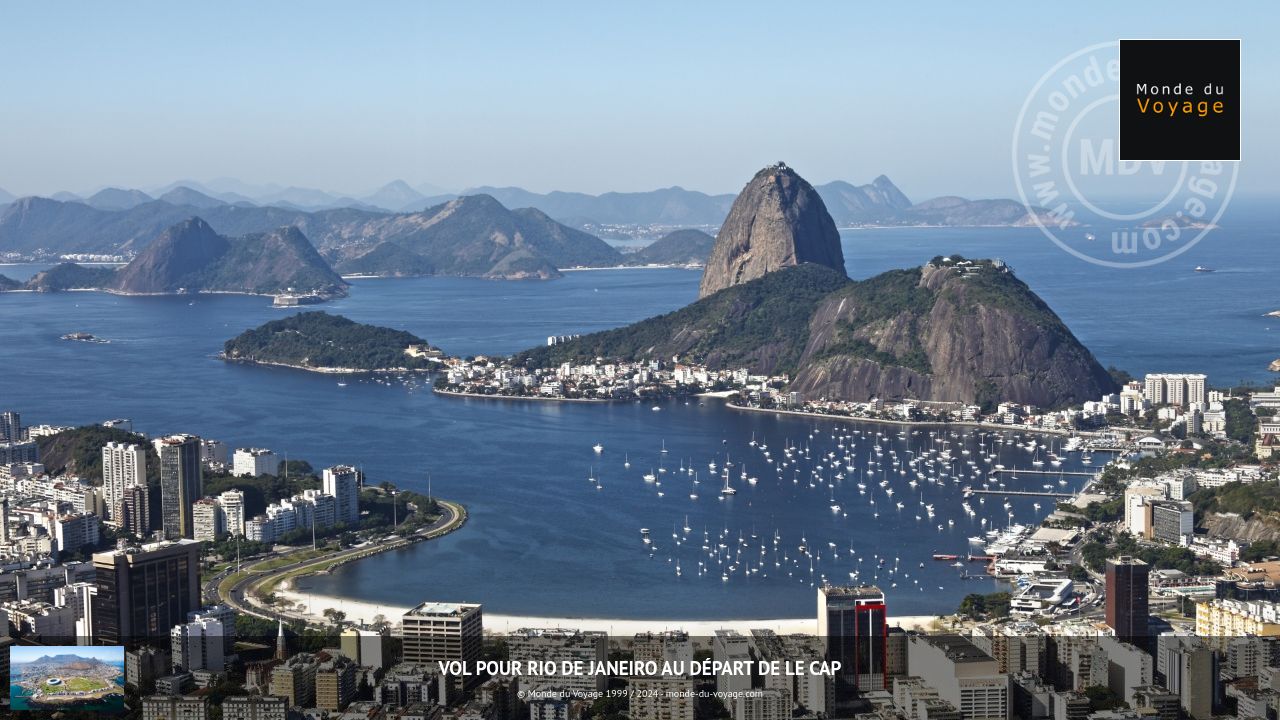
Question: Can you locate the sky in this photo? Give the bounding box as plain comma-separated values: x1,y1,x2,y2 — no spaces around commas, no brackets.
10,645,124,664
1,1,1276,200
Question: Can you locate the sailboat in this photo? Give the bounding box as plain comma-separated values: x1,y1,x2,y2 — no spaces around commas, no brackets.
720,469,737,496
624,454,630,469
593,443,604,454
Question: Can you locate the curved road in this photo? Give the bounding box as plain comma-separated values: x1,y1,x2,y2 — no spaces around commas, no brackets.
212,499,466,623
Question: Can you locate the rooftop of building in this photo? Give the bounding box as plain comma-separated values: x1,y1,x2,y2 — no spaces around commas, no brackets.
914,634,995,664
405,601,482,618
821,584,885,600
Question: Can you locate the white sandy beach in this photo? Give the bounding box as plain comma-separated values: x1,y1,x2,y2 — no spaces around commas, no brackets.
276,587,942,635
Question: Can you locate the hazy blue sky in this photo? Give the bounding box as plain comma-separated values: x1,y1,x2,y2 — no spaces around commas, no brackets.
1,2,1274,199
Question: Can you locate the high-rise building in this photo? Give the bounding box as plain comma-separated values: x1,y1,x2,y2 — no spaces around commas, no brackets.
218,489,246,537
630,675,696,720
157,435,202,539
401,601,482,688
121,485,152,537
818,584,887,697
713,629,755,696
1143,373,1208,408
0,410,21,442
102,441,146,525
323,465,360,526
192,498,223,542
172,616,226,672
91,540,202,643
1106,557,1150,643
727,687,791,720
1151,500,1194,545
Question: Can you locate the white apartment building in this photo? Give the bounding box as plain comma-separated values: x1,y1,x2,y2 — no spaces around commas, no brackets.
1143,373,1207,408
232,448,277,477
218,489,245,537
322,465,360,525
102,441,146,525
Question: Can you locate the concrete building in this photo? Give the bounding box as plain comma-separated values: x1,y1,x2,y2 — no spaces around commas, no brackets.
53,512,101,556
220,695,289,720
172,616,226,672
141,694,209,720
323,465,360,525
91,539,202,644
1151,501,1194,545
233,447,278,477
120,484,151,537
127,645,172,693
1143,373,1207,407
102,441,146,525
192,498,223,542
629,675,695,720
508,627,608,694
269,652,320,708
341,625,393,670
1195,598,1280,648
633,630,693,666
727,687,791,720
906,634,1009,720
316,654,359,711
713,629,755,695
218,489,246,537
401,601,482,669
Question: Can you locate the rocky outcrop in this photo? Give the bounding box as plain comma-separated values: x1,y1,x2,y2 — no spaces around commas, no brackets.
626,229,716,266
1201,512,1280,544
1270,358,1280,372
789,259,1117,408
698,163,845,298
112,218,346,295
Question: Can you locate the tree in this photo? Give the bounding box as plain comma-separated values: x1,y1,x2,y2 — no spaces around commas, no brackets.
322,607,347,627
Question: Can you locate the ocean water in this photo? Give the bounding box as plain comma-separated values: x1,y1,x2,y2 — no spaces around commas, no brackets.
0,203,1276,619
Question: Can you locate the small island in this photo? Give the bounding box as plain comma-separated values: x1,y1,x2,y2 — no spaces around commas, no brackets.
222,311,443,373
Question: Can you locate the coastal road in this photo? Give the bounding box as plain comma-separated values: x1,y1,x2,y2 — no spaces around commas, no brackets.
214,499,467,623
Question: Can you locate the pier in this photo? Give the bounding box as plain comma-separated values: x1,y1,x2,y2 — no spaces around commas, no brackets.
966,488,1075,499
993,468,1098,477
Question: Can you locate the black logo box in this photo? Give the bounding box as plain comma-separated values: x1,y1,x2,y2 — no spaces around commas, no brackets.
1119,39,1240,161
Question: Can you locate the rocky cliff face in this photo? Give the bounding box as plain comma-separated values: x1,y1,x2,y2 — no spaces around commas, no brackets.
789,259,1116,408
698,163,845,298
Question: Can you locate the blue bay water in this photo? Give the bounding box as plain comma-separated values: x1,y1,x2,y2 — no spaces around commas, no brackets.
0,207,1276,619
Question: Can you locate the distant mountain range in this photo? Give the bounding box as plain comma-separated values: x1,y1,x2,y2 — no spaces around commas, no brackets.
0,174,1056,234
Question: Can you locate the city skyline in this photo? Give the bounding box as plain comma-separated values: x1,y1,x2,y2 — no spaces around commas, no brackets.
1,1,1277,199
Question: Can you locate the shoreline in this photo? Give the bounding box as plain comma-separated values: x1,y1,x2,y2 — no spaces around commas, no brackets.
725,401,1094,438
274,588,942,635
432,386,616,403
220,354,436,375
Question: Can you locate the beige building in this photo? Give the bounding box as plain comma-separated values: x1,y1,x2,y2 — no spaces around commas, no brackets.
1195,598,1280,650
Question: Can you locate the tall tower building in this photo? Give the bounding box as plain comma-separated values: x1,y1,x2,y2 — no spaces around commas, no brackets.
276,619,287,660
322,465,360,526
156,434,202,539
102,441,146,525
818,584,887,699
0,410,21,442
1106,557,1150,643
218,489,246,537
91,539,202,644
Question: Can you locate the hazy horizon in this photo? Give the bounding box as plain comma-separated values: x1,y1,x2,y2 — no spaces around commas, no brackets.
2,2,1275,199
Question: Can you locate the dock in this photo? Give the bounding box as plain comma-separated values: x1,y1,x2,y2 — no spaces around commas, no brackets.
993,468,1098,477
966,489,1075,499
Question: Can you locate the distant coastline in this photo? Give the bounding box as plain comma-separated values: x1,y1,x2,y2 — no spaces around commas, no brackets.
432,386,612,403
